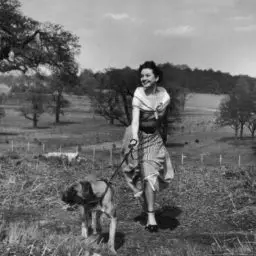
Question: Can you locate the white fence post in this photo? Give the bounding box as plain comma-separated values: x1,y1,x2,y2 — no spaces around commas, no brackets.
200,154,204,164
181,153,186,166
219,154,222,166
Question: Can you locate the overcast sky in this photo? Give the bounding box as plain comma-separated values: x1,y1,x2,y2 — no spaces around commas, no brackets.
20,0,256,77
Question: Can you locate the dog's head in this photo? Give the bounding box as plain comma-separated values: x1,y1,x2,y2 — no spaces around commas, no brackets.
61,181,97,206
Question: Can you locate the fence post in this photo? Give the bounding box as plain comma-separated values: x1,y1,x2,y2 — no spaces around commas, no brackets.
11,140,14,152
27,142,30,152
181,153,186,166
238,155,241,167
200,153,204,164
109,148,113,167
92,146,96,167
219,154,222,166
42,144,45,153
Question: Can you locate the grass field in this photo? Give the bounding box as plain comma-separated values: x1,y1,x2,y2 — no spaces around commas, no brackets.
1,93,256,255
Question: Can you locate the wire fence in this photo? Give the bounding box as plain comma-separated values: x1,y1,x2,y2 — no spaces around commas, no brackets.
1,138,256,170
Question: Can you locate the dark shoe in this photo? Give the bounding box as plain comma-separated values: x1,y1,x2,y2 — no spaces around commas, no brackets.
145,224,158,233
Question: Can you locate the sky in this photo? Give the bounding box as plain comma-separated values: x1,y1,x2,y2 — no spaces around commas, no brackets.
19,0,256,77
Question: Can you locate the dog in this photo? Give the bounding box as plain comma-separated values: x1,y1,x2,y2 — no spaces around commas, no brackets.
61,176,117,254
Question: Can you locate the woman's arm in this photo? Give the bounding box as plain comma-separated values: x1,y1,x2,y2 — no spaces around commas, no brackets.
131,88,141,143
131,106,140,142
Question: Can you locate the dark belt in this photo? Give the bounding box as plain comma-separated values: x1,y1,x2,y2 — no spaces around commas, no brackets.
139,126,157,134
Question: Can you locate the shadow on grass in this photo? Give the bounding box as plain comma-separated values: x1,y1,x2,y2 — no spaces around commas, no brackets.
53,121,81,126
166,142,185,148
0,132,19,136
24,126,51,130
133,205,181,231
217,136,255,144
100,231,125,250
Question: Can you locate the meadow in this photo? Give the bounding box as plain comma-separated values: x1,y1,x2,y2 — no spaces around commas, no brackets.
0,93,256,255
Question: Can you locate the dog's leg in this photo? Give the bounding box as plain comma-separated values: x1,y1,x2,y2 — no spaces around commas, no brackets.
108,209,117,254
91,211,98,235
80,206,90,238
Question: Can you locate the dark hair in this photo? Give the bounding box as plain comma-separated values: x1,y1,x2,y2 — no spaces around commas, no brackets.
138,61,162,83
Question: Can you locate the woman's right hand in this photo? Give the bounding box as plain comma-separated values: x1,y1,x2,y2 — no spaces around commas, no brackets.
129,138,138,149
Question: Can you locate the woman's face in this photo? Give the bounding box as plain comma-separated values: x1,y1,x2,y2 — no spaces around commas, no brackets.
140,68,159,89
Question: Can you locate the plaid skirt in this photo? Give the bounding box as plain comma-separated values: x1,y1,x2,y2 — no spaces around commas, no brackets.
122,126,174,191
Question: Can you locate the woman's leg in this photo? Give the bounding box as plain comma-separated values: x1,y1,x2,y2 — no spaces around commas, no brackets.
144,180,157,226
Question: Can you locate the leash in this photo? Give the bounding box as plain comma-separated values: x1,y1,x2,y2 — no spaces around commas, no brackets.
98,139,138,204
108,139,138,183
83,139,138,207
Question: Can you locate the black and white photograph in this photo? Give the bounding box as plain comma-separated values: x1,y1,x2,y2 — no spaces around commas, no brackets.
1,0,256,255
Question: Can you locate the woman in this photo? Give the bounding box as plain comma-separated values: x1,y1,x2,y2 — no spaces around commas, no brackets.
122,61,174,233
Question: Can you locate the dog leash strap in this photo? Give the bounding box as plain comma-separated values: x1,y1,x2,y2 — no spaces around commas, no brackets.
108,147,133,183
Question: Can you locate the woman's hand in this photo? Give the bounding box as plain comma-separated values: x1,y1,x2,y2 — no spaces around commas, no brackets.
129,138,138,149
156,103,164,112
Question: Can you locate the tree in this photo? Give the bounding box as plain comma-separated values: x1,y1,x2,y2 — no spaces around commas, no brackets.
19,76,49,128
90,67,138,126
47,66,78,123
215,94,240,138
0,94,5,119
0,0,80,74
246,114,256,138
77,69,99,95
216,76,256,138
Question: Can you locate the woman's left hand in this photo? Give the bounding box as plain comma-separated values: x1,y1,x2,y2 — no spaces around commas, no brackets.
156,103,164,112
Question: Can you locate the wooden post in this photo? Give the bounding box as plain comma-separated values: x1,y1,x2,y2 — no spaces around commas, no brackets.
200,154,204,164
181,153,186,166
219,154,222,166
42,144,45,153
238,155,241,167
92,146,96,167
109,148,113,167
27,142,30,152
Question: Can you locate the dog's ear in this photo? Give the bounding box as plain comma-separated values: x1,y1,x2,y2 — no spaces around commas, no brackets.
78,181,95,201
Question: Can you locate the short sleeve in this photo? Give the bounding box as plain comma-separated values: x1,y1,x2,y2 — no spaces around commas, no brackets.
161,88,171,107
132,88,141,108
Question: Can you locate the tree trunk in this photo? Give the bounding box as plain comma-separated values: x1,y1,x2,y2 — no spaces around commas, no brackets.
109,118,114,125
55,93,61,123
235,125,239,138
240,124,244,138
252,128,255,138
33,114,38,128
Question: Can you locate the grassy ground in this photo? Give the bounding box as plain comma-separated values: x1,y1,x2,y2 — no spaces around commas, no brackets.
0,94,256,255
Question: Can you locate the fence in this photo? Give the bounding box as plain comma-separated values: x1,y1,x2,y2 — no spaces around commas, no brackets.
1,138,255,170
